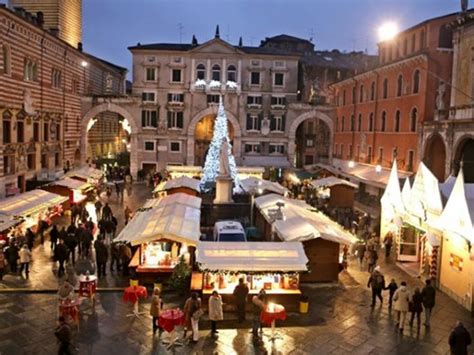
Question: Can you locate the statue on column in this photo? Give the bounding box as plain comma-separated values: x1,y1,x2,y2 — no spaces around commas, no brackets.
219,139,231,177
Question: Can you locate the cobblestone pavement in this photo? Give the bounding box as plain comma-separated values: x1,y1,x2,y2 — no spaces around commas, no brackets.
0,184,472,354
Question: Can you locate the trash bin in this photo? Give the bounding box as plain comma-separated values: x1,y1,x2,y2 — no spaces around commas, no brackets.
299,295,309,314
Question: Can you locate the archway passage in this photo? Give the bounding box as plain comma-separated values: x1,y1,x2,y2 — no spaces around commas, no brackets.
194,114,234,166
454,138,474,183
423,133,446,182
294,118,331,168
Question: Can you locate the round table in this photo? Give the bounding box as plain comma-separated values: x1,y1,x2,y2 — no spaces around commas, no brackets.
123,285,148,318
59,298,81,325
78,275,97,304
158,309,185,350
260,303,286,341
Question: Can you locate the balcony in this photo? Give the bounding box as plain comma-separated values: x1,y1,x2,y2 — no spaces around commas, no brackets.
166,101,184,109
270,104,286,110
247,103,262,110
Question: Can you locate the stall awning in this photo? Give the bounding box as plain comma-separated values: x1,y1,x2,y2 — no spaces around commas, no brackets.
196,241,308,272
153,176,201,193
239,177,289,196
241,155,290,168
0,190,68,217
115,193,201,246
67,167,104,182
310,176,357,189
0,212,22,232
49,177,93,191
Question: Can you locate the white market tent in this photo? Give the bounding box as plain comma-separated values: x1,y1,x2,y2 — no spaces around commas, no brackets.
48,177,92,191
115,193,202,246
196,241,308,272
153,176,200,194
0,212,22,232
0,190,68,218
255,193,357,245
67,167,103,182
381,161,405,215
239,176,289,196
310,176,357,189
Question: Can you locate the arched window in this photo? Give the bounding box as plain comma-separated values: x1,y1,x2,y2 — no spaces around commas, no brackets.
359,85,364,103
227,65,236,82
335,117,339,132
369,113,374,131
211,64,220,81
383,78,388,99
350,114,355,131
196,64,205,80
403,37,408,56
342,90,346,105
394,110,401,132
370,81,375,101
341,116,345,132
397,74,403,97
439,24,453,49
381,111,387,132
420,29,426,49
2,45,11,75
352,86,356,104
413,69,420,94
358,114,362,132
410,108,417,132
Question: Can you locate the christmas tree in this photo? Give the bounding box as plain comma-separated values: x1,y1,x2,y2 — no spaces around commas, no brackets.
200,97,238,190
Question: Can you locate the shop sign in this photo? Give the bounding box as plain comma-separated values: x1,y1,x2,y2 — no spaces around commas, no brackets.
449,253,463,272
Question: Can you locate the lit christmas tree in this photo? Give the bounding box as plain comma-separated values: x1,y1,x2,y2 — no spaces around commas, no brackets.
200,97,238,190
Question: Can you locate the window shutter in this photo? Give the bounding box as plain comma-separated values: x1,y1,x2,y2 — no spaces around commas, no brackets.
270,115,276,131
167,93,172,102
151,111,157,127
258,113,263,130
247,96,252,105
281,115,286,131
282,97,287,105
180,94,184,102
246,114,252,130
141,110,146,127
257,96,262,105
177,112,183,128
271,97,276,105
167,111,172,128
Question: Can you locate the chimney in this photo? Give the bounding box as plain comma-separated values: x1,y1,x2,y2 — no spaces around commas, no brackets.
36,11,44,28
238,37,243,47
192,34,198,47
215,25,220,39
77,42,83,52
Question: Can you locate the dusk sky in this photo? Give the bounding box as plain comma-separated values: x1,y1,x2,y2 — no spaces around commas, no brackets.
3,0,462,74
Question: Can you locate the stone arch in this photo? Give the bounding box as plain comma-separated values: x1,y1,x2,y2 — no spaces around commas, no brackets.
423,133,446,182
186,106,242,165
288,110,333,166
453,134,474,182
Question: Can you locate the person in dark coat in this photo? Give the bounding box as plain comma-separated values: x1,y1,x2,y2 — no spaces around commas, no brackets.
449,321,472,355
233,277,249,323
66,223,76,239
82,229,93,258
367,266,385,307
98,219,106,239
357,243,367,270
94,238,108,278
59,226,68,242
384,278,398,308
86,218,94,233
110,242,121,272
55,316,72,354
81,207,89,224
7,243,19,273
94,199,103,220
25,228,35,250
119,243,132,276
102,203,112,221
64,232,77,265
50,225,59,252
75,227,84,256
421,279,436,327
409,287,423,328
54,240,69,277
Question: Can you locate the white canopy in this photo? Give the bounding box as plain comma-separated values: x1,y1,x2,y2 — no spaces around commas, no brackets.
67,167,103,182
196,241,308,272
381,161,405,214
239,177,289,196
255,193,357,245
0,212,22,232
115,193,201,246
310,176,357,189
49,177,92,191
153,176,200,193
0,190,67,217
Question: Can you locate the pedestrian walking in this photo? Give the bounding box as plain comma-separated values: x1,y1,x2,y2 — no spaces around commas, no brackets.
449,321,472,355
102,203,112,221
184,292,202,342
82,229,93,257
55,316,72,354
409,287,423,329
94,237,108,278
95,199,103,220
367,266,385,307
124,205,132,225
115,182,121,200
251,293,265,339
342,244,349,271
233,277,249,323
393,281,410,333
110,242,121,272
64,232,77,265
357,242,366,270
150,287,162,335
0,250,6,280
86,218,94,233
120,243,132,276
7,243,19,273
54,239,69,277
384,278,398,308
208,290,223,335
25,228,35,250
421,279,436,327
18,244,32,278
384,233,393,258
366,246,378,273
50,224,59,253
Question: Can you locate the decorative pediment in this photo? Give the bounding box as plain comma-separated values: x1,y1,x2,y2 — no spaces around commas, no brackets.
43,113,50,121
26,142,36,153
2,110,12,120
189,38,244,55
16,109,27,120
4,144,16,155
41,143,49,153
17,144,26,156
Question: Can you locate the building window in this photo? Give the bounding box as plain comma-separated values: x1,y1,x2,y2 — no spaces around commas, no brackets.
341,116,345,131
27,154,35,170
171,69,182,83
44,122,49,141
335,117,339,132
397,74,403,96
41,154,48,169
342,90,346,105
394,110,401,132
407,150,414,171
51,68,62,89
368,113,374,131
270,115,285,132
439,25,453,49
381,112,386,132
370,82,375,101
420,29,426,49
167,111,183,129
142,92,156,103
55,152,60,167
33,122,39,142
350,115,355,131
245,143,261,153
411,33,417,52
246,114,262,131
207,95,220,104
403,37,408,56
305,155,314,165
378,147,384,163
340,144,344,158
141,110,158,128
358,114,362,132
413,70,420,94
271,96,286,106
211,64,221,81
2,118,11,144
2,45,11,75
196,64,205,80
144,141,155,151
3,156,14,175
72,78,80,94
168,93,184,102
359,85,364,103
250,72,260,85
17,121,24,143
352,86,356,104
306,139,314,147
367,146,372,163
24,59,38,82
145,67,157,81
410,108,417,132
247,95,262,105
170,141,181,152
273,73,284,86
227,65,236,82
383,78,388,99
349,144,353,159
269,143,285,154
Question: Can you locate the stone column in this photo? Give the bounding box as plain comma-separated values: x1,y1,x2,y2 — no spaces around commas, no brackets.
206,59,211,81
222,58,226,83
187,135,195,165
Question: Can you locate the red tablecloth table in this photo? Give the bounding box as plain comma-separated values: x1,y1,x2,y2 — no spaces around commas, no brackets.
123,285,148,318
78,275,97,300
260,304,286,341
158,309,185,350
59,298,81,325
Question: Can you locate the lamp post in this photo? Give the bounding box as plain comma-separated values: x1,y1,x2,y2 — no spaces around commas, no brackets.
249,182,263,227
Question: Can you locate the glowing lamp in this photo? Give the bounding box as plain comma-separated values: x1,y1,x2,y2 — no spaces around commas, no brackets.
378,22,398,41
81,60,89,67
375,165,382,173
348,160,355,168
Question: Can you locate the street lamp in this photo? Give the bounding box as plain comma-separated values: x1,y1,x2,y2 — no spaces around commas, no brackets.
377,22,398,42
348,160,355,168
375,164,382,173
81,60,89,67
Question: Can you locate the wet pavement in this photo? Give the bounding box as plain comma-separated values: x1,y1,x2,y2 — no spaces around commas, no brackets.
0,184,472,354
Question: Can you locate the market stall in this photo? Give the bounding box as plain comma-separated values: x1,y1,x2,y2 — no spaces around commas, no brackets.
255,193,356,282
193,241,308,311
67,166,104,185
239,176,289,196
153,176,200,198
310,176,357,208
0,190,67,230
42,177,94,208
166,165,264,180
115,193,201,283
